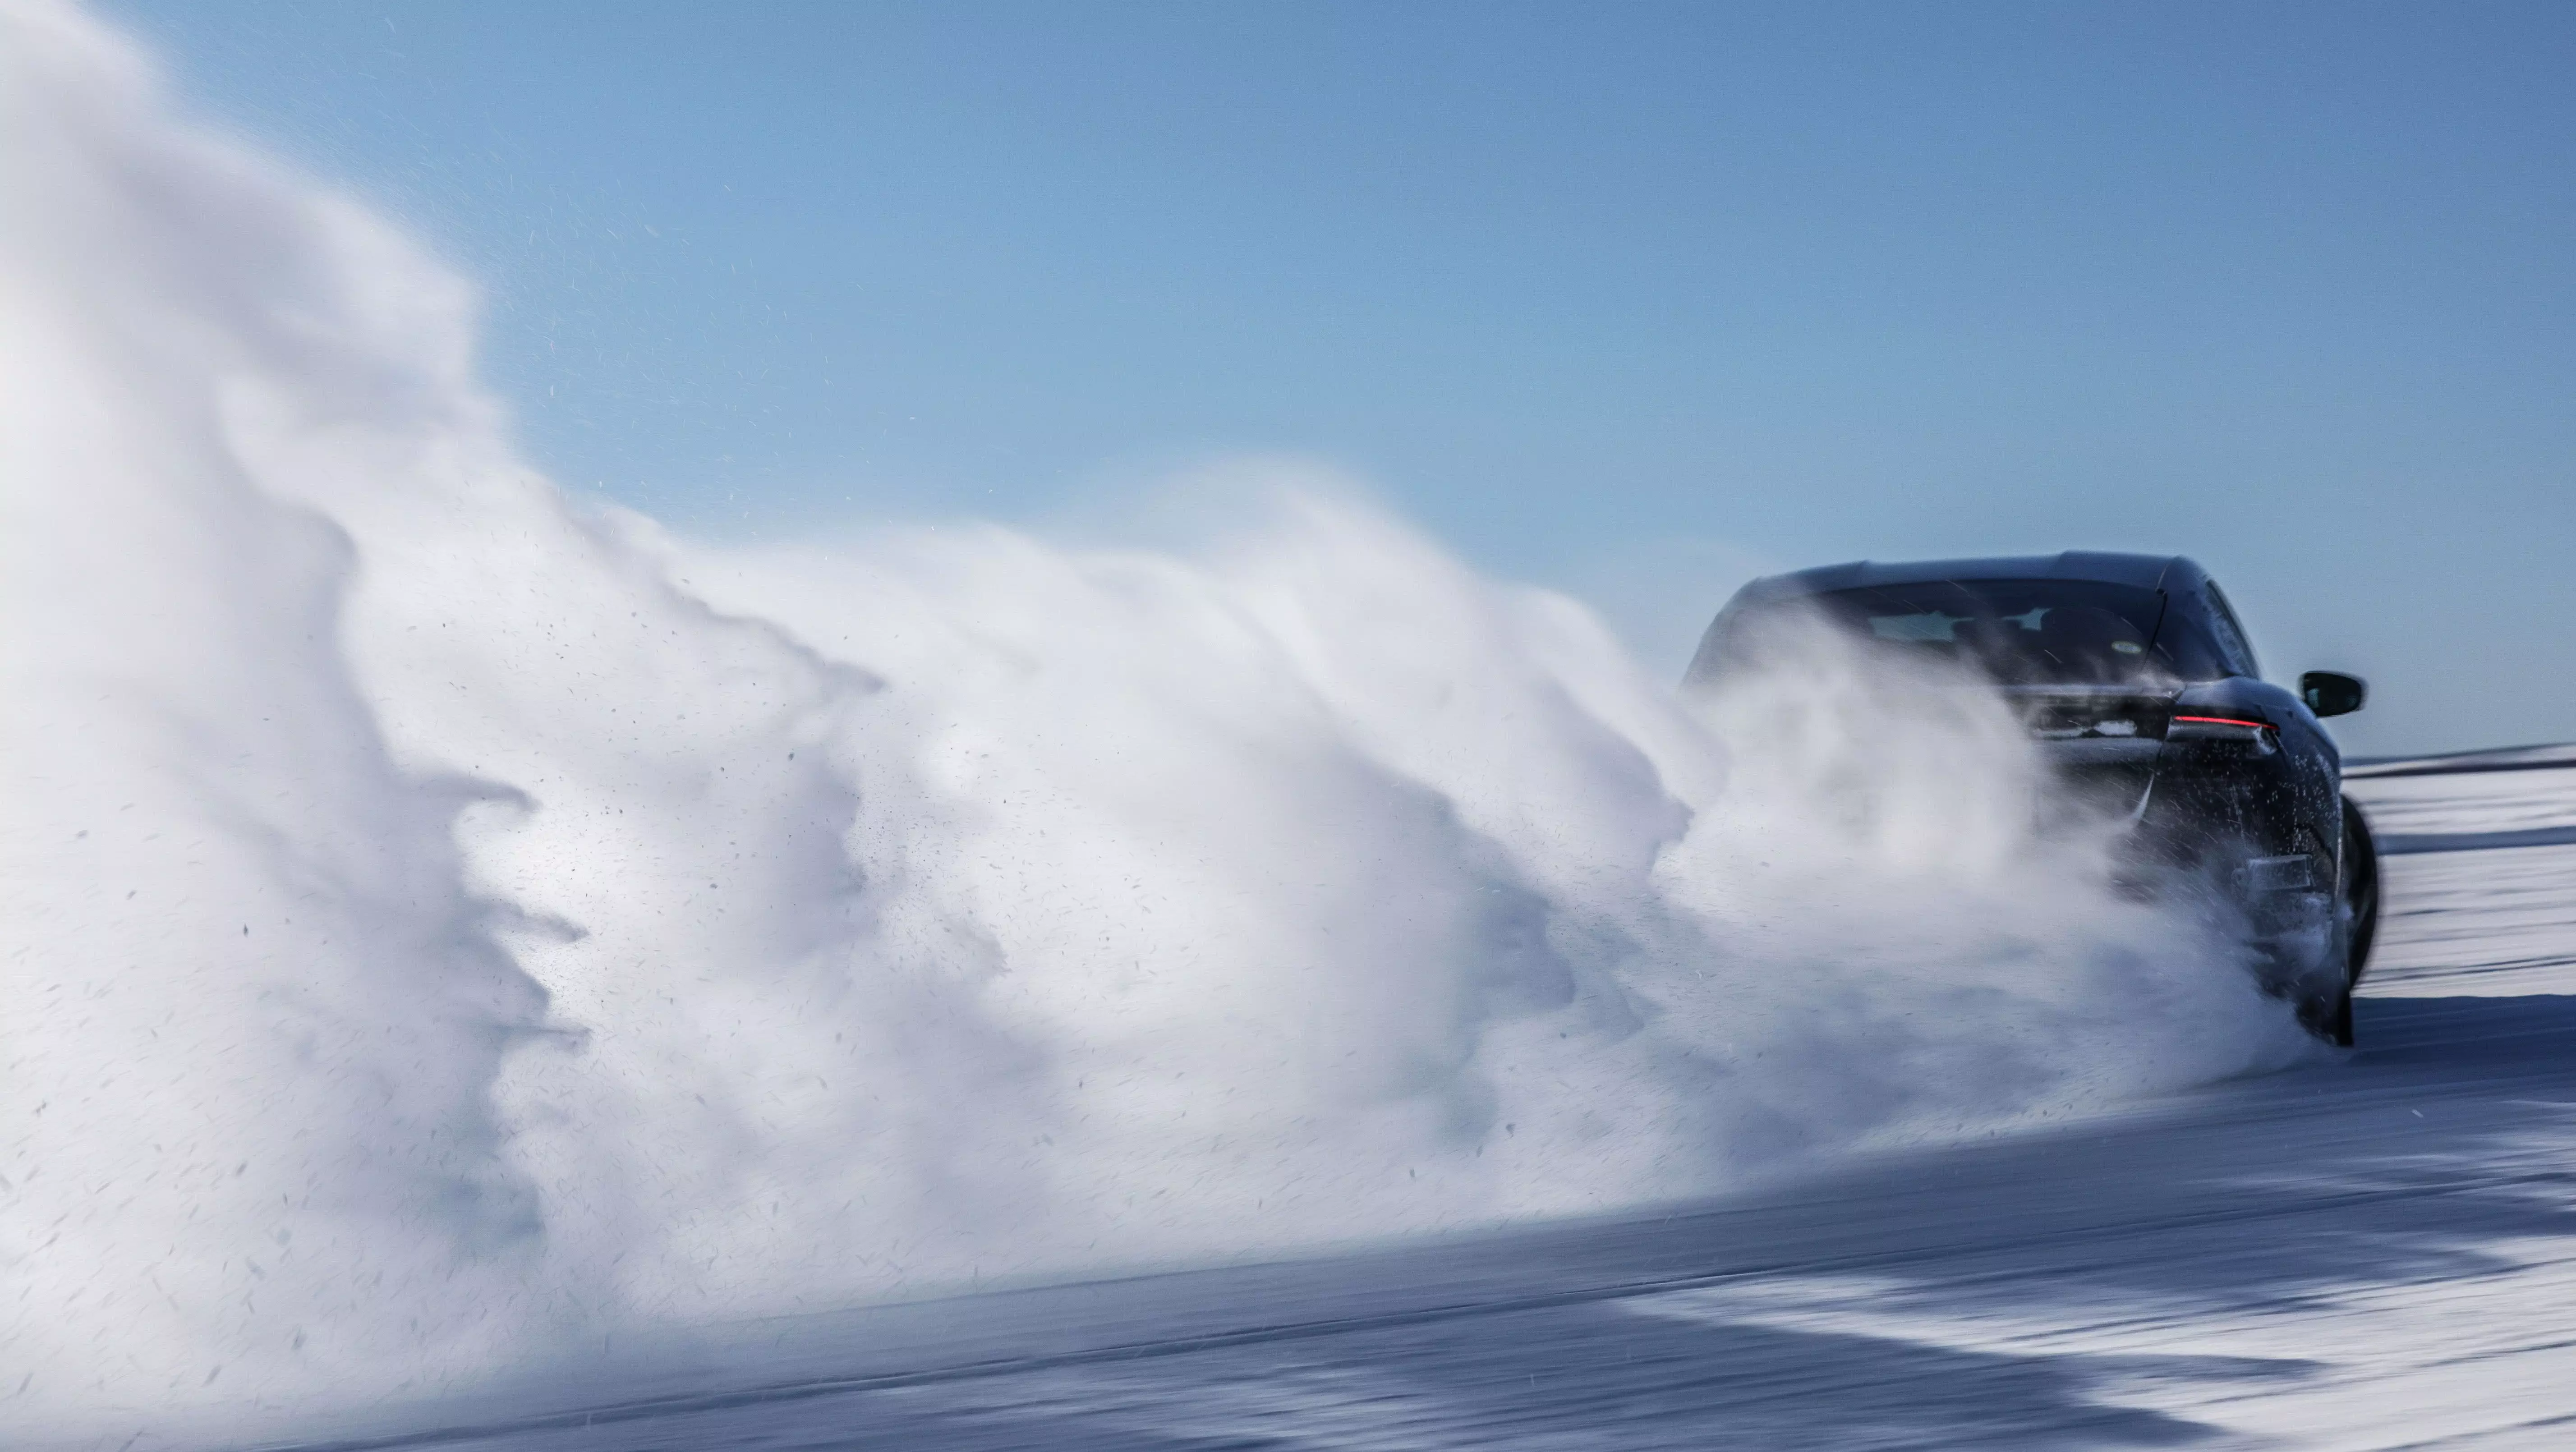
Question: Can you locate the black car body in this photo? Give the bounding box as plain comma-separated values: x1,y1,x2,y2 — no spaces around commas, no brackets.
1684,551,2378,1043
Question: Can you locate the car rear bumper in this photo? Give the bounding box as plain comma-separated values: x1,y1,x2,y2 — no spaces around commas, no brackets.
2038,737,2343,1003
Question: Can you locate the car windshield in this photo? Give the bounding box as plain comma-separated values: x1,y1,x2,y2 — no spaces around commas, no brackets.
1744,579,2171,685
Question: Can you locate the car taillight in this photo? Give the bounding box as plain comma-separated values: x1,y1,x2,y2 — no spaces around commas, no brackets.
2167,714,2274,742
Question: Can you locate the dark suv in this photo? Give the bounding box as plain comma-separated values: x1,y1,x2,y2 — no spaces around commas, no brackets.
1684,551,2378,1044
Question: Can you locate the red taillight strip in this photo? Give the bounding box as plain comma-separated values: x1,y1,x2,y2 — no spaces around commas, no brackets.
2172,715,2273,730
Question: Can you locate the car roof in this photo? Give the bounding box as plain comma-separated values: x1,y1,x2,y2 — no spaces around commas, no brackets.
1726,551,2205,610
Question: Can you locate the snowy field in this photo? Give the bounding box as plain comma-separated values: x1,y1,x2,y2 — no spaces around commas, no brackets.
11,7,2574,1447
235,751,2576,1452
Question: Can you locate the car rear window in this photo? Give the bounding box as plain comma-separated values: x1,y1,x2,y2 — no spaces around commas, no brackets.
1726,579,2176,685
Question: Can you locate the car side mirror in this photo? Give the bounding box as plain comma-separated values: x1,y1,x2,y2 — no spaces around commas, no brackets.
2300,670,2367,718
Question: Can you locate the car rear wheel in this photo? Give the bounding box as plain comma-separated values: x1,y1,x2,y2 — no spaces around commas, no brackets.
2309,986,2354,1048
2314,799,2379,1048
2342,797,2379,989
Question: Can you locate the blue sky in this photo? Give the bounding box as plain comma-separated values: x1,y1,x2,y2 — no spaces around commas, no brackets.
108,1,2576,755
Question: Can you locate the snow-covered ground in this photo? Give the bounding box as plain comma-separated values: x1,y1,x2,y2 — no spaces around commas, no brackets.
2353,746,2576,856
9,2,2567,1443
229,751,2576,1452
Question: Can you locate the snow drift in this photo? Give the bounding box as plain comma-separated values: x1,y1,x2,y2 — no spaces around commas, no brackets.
0,1,2303,1437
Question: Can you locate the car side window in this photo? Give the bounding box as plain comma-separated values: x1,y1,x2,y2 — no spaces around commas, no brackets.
2203,582,2260,677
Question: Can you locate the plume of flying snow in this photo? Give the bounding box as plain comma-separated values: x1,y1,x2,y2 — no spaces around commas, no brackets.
0,1,2306,1439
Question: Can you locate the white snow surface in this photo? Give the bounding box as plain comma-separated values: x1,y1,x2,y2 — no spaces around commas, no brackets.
9,2,2576,1447
211,766,2576,1451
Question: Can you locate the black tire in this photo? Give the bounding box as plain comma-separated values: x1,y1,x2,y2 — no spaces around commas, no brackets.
2322,798,2379,1048
2343,797,2379,989
2295,976,2354,1046
2314,987,2355,1048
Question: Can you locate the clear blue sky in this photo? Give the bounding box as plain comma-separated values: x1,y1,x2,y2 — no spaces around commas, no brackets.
107,1,2576,755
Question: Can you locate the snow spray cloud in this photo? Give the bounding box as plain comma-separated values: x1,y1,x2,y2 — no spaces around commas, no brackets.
0,0,2307,1436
